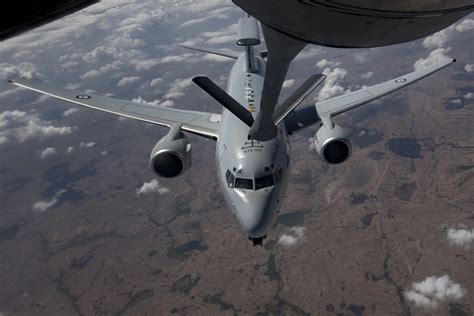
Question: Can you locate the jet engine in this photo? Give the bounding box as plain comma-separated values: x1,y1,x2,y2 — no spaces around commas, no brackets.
150,126,191,178
314,124,351,164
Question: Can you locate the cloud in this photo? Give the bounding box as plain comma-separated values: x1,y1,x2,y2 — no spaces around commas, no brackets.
405,275,466,309
32,189,66,212
422,29,451,49
136,179,170,196
131,96,174,107
465,64,474,73
66,146,74,153
63,108,80,117
40,147,57,159
79,141,96,148
0,110,74,144
0,62,44,80
164,78,193,99
316,59,341,69
278,226,306,246
464,93,473,100
317,67,349,101
101,151,108,156
455,18,474,32
294,46,323,60
422,18,474,49
282,79,295,89
150,77,163,88
203,54,232,63
447,224,474,248
117,76,141,87
360,72,374,80
413,48,451,70
199,23,238,45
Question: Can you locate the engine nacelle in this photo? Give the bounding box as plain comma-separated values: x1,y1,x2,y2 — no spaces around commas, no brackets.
314,124,352,165
150,126,191,178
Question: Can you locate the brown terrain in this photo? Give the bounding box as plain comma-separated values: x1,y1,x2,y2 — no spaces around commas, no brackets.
1,29,473,316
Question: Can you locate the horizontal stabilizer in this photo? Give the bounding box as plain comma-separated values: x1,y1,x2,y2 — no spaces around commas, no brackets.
179,44,240,60
273,74,326,125
193,76,254,127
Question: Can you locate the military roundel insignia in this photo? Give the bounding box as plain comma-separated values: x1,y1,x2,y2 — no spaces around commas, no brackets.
76,95,91,99
395,78,407,83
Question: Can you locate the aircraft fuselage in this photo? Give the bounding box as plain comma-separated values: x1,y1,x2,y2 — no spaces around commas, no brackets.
216,53,290,241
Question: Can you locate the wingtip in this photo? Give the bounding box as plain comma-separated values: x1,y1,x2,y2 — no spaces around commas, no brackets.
7,78,14,83
452,58,457,63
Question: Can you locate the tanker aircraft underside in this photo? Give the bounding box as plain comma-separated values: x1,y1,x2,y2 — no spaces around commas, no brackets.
9,16,455,245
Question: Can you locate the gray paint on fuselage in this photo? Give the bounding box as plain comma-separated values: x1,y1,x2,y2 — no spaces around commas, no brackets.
216,53,290,238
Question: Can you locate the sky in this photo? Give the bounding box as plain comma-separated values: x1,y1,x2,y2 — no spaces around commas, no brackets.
0,0,473,313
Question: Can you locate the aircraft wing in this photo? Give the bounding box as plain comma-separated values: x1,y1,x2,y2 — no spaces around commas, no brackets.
316,58,455,120
286,58,455,134
9,77,221,140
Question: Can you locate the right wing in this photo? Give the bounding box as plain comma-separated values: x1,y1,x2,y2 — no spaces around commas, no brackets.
9,77,221,140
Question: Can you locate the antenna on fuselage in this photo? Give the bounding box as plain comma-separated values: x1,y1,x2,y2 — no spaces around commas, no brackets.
236,15,261,73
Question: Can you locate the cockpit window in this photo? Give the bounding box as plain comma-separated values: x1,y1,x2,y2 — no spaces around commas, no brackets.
235,178,253,190
255,174,275,190
225,169,235,188
274,167,283,183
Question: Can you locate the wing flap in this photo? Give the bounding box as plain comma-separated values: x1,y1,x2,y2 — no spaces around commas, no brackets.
9,77,220,139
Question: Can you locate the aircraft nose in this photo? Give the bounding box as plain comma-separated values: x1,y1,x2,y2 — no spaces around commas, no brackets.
236,196,274,238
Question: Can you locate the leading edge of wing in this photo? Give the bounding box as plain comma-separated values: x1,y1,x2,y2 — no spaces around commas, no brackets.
8,77,221,140
316,58,456,118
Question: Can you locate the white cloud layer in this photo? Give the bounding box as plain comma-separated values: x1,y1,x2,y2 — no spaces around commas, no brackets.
40,147,57,159
317,67,349,101
282,79,295,89
422,18,474,49
63,108,80,117
413,48,452,70
164,78,193,99
136,179,170,196
316,59,341,69
447,224,474,248
465,64,474,73
405,275,466,309
79,141,96,148
117,76,141,87
32,189,66,212
0,110,74,144
278,226,306,246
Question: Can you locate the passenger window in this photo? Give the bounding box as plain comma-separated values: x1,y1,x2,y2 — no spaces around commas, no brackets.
235,178,253,190
255,174,275,190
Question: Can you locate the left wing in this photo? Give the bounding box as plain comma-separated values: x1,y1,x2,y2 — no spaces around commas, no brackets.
286,58,455,134
316,58,455,120
9,77,221,140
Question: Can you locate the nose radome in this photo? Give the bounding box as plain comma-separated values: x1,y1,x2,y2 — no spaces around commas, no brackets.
236,196,273,238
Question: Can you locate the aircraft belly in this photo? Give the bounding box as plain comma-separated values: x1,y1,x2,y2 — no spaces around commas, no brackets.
233,0,474,48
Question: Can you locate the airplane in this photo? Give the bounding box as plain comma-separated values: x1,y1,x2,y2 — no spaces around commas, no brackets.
8,16,455,246
0,0,98,41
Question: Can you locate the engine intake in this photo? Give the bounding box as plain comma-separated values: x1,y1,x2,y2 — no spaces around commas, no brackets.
150,125,191,178
314,124,351,164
